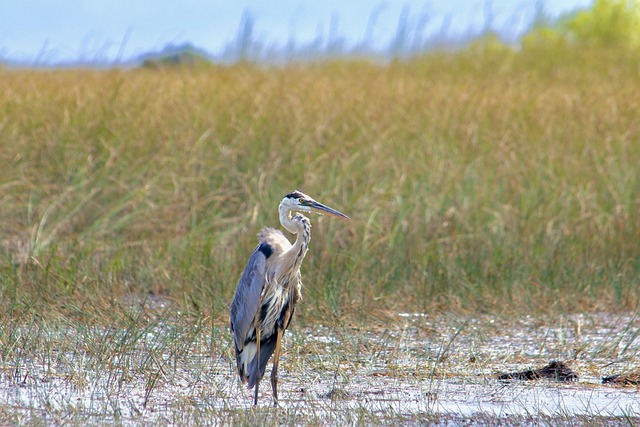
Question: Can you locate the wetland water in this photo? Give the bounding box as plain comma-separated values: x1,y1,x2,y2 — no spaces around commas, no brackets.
1,312,639,424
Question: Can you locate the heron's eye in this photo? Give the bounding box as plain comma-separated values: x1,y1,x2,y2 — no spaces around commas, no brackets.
298,198,306,204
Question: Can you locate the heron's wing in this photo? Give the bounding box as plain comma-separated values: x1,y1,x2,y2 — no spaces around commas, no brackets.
229,247,267,351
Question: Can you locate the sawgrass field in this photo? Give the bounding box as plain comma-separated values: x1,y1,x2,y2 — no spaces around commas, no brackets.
1,39,639,424
2,48,638,318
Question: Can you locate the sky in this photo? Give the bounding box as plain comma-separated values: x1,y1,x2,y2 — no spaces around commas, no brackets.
0,0,593,64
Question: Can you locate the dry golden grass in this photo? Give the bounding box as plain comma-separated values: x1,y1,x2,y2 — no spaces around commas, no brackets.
1,49,639,324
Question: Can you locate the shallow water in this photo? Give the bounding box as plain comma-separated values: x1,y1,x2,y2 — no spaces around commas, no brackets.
1,311,639,424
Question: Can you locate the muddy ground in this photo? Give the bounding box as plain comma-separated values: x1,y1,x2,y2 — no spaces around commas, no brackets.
2,311,639,425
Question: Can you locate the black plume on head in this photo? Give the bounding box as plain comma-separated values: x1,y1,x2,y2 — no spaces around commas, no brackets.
284,190,306,200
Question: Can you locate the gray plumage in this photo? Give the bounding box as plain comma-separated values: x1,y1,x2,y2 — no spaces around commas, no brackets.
229,191,349,406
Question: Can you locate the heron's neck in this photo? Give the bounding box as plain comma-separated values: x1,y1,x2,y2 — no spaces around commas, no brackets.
279,205,298,234
279,206,311,269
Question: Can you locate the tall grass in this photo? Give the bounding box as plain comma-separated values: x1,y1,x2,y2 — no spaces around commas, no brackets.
0,47,639,325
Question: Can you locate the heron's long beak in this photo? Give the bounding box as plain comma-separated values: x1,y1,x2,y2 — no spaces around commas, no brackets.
307,200,350,220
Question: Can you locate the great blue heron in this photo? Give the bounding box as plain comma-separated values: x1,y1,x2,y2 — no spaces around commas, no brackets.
229,190,349,406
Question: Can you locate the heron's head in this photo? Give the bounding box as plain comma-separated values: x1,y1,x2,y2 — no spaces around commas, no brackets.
280,190,350,220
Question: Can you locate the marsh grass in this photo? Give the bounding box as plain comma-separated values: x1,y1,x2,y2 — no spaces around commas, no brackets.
2,48,638,320
1,46,639,424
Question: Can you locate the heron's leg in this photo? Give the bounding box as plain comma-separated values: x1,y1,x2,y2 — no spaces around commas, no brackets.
270,328,284,406
254,326,261,406
254,382,259,406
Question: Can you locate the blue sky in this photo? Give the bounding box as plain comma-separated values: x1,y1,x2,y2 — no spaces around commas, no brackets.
0,0,592,64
